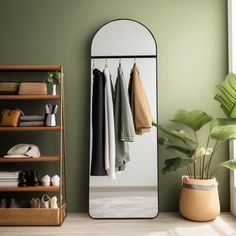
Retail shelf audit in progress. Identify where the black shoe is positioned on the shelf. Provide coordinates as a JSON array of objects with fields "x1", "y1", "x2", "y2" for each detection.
[
  {"x1": 18, "y1": 171, "x2": 28, "y2": 187},
  {"x1": 29, "y1": 170, "x2": 39, "y2": 186}
]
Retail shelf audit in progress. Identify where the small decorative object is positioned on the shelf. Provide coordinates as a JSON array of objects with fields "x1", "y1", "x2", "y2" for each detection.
[
  {"x1": 154, "y1": 109, "x2": 236, "y2": 222},
  {"x1": 45, "y1": 104, "x2": 58, "y2": 126},
  {"x1": 18, "y1": 82, "x2": 47, "y2": 95},
  {"x1": 46, "y1": 72, "x2": 61, "y2": 95}
]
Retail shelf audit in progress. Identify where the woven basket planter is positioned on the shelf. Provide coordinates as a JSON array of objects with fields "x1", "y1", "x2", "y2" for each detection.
[
  {"x1": 0, "y1": 82, "x2": 19, "y2": 95},
  {"x1": 18, "y1": 82, "x2": 47, "y2": 95},
  {"x1": 179, "y1": 176, "x2": 220, "y2": 222}
]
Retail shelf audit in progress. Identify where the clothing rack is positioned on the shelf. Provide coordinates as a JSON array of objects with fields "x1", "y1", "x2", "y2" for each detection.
[{"x1": 90, "y1": 55, "x2": 156, "y2": 59}]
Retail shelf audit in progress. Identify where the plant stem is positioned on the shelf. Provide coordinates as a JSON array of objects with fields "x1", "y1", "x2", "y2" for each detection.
[
  {"x1": 193, "y1": 132, "x2": 198, "y2": 179},
  {"x1": 194, "y1": 132, "x2": 199, "y2": 145},
  {"x1": 199, "y1": 156, "x2": 202, "y2": 178},
  {"x1": 186, "y1": 166, "x2": 191, "y2": 177},
  {"x1": 204, "y1": 142, "x2": 222, "y2": 174},
  {"x1": 206, "y1": 140, "x2": 220, "y2": 179},
  {"x1": 190, "y1": 165, "x2": 193, "y2": 177},
  {"x1": 202, "y1": 134, "x2": 210, "y2": 179}
]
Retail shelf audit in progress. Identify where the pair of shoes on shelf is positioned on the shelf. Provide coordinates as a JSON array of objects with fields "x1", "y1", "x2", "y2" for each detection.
[
  {"x1": 31, "y1": 194, "x2": 58, "y2": 209},
  {"x1": 0, "y1": 198, "x2": 19, "y2": 208},
  {"x1": 41, "y1": 175, "x2": 60, "y2": 187},
  {"x1": 18, "y1": 170, "x2": 39, "y2": 187}
]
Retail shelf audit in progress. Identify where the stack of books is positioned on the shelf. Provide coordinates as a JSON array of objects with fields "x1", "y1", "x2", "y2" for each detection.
[{"x1": 0, "y1": 171, "x2": 20, "y2": 187}]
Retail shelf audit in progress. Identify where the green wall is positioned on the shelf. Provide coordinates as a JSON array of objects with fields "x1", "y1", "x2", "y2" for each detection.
[{"x1": 0, "y1": 0, "x2": 228, "y2": 212}]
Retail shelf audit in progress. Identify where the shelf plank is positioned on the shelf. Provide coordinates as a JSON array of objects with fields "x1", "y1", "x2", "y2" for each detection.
[
  {"x1": 0, "y1": 186, "x2": 59, "y2": 192},
  {"x1": 0, "y1": 95, "x2": 60, "y2": 100},
  {"x1": 0, "y1": 65, "x2": 62, "y2": 72},
  {"x1": 0, "y1": 126, "x2": 62, "y2": 132},
  {"x1": 0, "y1": 156, "x2": 60, "y2": 163}
]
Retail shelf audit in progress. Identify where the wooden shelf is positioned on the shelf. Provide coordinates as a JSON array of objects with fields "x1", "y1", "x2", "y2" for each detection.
[
  {"x1": 0, "y1": 126, "x2": 62, "y2": 132},
  {"x1": 0, "y1": 95, "x2": 60, "y2": 100},
  {"x1": 0, "y1": 65, "x2": 62, "y2": 72},
  {"x1": 0, "y1": 203, "x2": 66, "y2": 226},
  {"x1": 0, "y1": 186, "x2": 59, "y2": 192},
  {"x1": 0, "y1": 156, "x2": 60, "y2": 163}
]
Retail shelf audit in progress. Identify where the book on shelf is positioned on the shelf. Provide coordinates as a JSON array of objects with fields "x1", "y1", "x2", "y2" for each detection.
[
  {"x1": 0, "y1": 171, "x2": 20, "y2": 179},
  {"x1": 0, "y1": 178, "x2": 18, "y2": 182},
  {"x1": 0, "y1": 181, "x2": 18, "y2": 187}
]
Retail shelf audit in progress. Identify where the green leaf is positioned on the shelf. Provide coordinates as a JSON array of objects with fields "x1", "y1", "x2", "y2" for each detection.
[
  {"x1": 46, "y1": 72, "x2": 61, "y2": 84},
  {"x1": 170, "y1": 110, "x2": 212, "y2": 131},
  {"x1": 157, "y1": 124, "x2": 196, "y2": 144},
  {"x1": 210, "y1": 118, "x2": 236, "y2": 141},
  {"x1": 214, "y1": 73, "x2": 236, "y2": 118},
  {"x1": 220, "y1": 159, "x2": 236, "y2": 170},
  {"x1": 162, "y1": 157, "x2": 194, "y2": 174},
  {"x1": 165, "y1": 145, "x2": 195, "y2": 158}
]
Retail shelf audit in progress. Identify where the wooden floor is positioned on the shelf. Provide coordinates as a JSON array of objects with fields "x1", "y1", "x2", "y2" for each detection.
[{"x1": 0, "y1": 213, "x2": 236, "y2": 236}]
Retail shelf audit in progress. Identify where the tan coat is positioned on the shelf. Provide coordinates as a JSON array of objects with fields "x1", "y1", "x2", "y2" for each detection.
[{"x1": 129, "y1": 64, "x2": 153, "y2": 135}]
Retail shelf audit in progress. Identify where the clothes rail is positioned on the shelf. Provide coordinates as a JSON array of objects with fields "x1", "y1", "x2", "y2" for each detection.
[{"x1": 90, "y1": 55, "x2": 156, "y2": 59}]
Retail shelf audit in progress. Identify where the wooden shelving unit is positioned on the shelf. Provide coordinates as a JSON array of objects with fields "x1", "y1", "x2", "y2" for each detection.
[
  {"x1": 0, "y1": 95, "x2": 60, "y2": 100},
  {"x1": 0, "y1": 65, "x2": 66, "y2": 226},
  {"x1": 0, "y1": 126, "x2": 62, "y2": 132},
  {"x1": 0, "y1": 186, "x2": 59, "y2": 192},
  {"x1": 0, "y1": 156, "x2": 60, "y2": 163},
  {"x1": 0, "y1": 65, "x2": 61, "y2": 72}
]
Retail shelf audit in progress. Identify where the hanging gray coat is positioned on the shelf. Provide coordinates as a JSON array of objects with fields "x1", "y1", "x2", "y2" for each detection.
[{"x1": 114, "y1": 64, "x2": 135, "y2": 171}]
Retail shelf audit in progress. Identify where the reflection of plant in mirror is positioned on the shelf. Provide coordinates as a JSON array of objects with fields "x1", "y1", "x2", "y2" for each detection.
[
  {"x1": 46, "y1": 72, "x2": 61, "y2": 85},
  {"x1": 153, "y1": 110, "x2": 236, "y2": 179}
]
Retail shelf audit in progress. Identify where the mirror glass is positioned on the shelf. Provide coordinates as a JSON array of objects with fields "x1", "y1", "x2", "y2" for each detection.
[{"x1": 89, "y1": 19, "x2": 158, "y2": 218}]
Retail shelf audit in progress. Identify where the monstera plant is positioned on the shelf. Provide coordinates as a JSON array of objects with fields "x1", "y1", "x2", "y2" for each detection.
[{"x1": 154, "y1": 109, "x2": 236, "y2": 179}]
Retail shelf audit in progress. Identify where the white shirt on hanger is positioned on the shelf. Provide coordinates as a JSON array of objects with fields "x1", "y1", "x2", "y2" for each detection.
[{"x1": 103, "y1": 67, "x2": 116, "y2": 179}]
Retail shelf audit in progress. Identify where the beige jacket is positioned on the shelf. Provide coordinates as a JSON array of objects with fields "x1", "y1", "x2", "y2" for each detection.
[{"x1": 129, "y1": 64, "x2": 153, "y2": 135}]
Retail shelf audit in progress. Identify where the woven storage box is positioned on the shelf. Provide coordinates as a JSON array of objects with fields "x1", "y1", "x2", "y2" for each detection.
[
  {"x1": 18, "y1": 82, "x2": 47, "y2": 95},
  {"x1": 0, "y1": 203, "x2": 66, "y2": 226},
  {"x1": 0, "y1": 82, "x2": 19, "y2": 95}
]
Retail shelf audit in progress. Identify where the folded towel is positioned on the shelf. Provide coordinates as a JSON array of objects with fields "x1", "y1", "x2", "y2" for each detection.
[
  {"x1": 20, "y1": 115, "x2": 44, "y2": 121},
  {"x1": 19, "y1": 121, "x2": 44, "y2": 127}
]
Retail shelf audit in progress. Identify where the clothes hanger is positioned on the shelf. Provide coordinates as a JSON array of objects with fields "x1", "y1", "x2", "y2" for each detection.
[
  {"x1": 105, "y1": 58, "x2": 108, "y2": 68},
  {"x1": 119, "y1": 57, "x2": 121, "y2": 66},
  {"x1": 91, "y1": 58, "x2": 95, "y2": 70},
  {"x1": 133, "y1": 57, "x2": 136, "y2": 67}
]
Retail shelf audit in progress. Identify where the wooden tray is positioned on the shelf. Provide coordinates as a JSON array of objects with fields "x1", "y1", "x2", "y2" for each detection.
[{"x1": 0, "y1": 203, "x2": 66, "y2": 226}]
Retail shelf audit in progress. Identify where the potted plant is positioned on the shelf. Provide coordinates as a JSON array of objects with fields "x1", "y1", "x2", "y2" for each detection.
[
  {"x1": 153, "y1": 109, "x2": 236, "y2": 221},
  {"x1": 46, "y1": 71, "x2": 61, "y2": 95}
]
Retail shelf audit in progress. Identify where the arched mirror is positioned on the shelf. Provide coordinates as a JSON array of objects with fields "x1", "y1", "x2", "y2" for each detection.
[{"x1": 89, "y1": 19, "x2": 158, "y2": 218}]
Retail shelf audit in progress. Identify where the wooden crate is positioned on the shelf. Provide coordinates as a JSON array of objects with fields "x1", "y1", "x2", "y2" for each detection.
[{"x1": 0, "y1": 203, "x2": 66, "y2": 226}]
